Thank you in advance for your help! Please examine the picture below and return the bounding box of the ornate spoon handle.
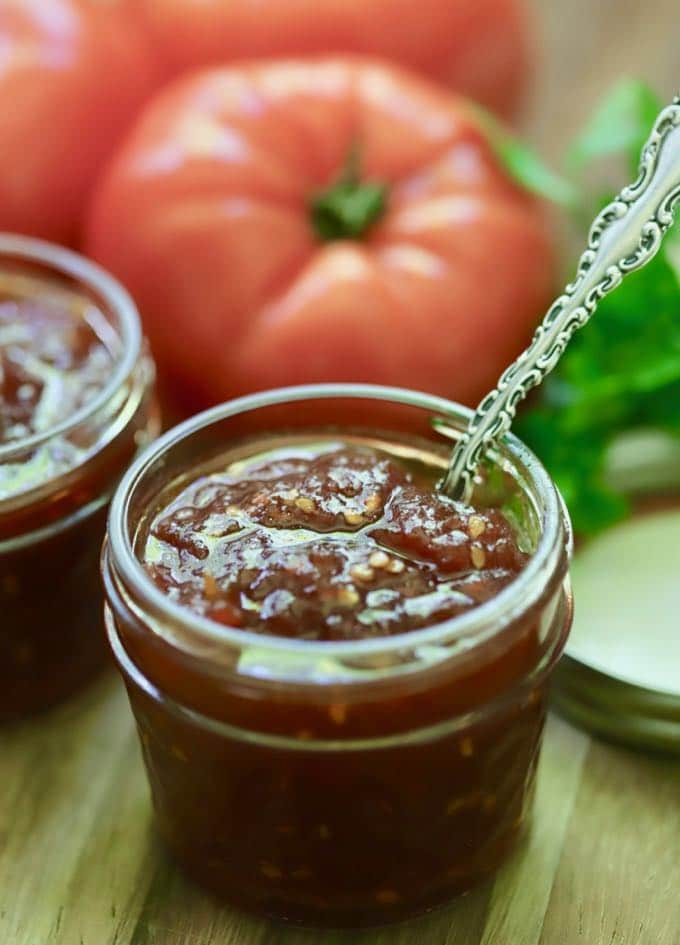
[442,94,680,500]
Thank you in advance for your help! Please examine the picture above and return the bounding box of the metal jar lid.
[552,493,680,754]
[553,658,680,754]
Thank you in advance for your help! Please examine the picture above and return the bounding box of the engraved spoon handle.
[442,94,680,500]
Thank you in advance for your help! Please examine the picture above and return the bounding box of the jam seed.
[483,794,497,812]
[329,703,347,725]
[459,736,474,757]
[468,514,486,539]
[365,492,381,512]
[446,797,465,816]
[203,572,219,600]
[295,496,316,513]
[343,509,366,526]
[260,862,282,880]
[292,868,312,880]
[337,587,359,606]
[369,551,390,569]
[387,558,405,574]
[446,793,480,815]
[470,545,486,569]
[375,889,400,905]
[318,824,331,840]
[350,564,375,582]
[171,744,188,762]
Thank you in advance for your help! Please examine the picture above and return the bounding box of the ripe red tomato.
[120,0,529,119]
[86,59,553,412]
[0,0,160,244]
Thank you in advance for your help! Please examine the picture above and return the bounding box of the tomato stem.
[310,144,387,242]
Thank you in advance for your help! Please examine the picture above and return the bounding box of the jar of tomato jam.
[103,385,572,926]
[0,235,158,720]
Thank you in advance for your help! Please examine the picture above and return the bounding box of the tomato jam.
[0,236,157,721]
[0,276,114,496]
[143,444,527,640]
[104,387,572,926]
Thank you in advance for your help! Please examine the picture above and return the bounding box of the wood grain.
[2,2,680,943]
[2,683,679,945]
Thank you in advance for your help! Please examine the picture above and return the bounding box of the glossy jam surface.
[0,297,112,444]
[0,273,114,499]
[143,444,526,641]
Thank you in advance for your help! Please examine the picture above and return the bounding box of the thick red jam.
[0,239,155,720]
[0,280,114,498]
[143,444,526,640]
[0,293,112,442]
[103,390,572,926]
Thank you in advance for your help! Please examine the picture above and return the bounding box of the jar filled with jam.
[103,385,572,926]
[0,235,158,720]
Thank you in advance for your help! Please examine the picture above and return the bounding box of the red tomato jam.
[0,237,156,721]
[0,283,113,490]
[143,444,527,640]
[103,391,572,927]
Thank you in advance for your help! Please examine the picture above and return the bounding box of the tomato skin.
[0,0,160,244]
[86,59,553,411]
[120,0,529,119]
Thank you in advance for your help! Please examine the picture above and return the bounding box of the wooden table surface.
[2,679,679,945]
[2,2,680,944]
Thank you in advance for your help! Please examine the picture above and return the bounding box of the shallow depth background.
[525,0,678,161]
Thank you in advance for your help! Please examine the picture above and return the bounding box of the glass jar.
[0,234,158,720]
[103,385,572,926]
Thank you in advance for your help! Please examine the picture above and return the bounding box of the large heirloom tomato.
[86,59,553,412]
[0,0,159,244]
[120,0,529,120]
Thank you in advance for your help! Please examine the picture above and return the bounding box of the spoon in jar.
[442,94,680,502]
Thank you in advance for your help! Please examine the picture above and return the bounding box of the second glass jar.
[0,235,158,720]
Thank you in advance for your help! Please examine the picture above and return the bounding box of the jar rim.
[0,233,142,463]
[107,383,571,667]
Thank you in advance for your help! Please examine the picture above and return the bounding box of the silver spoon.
[443,94,680,501]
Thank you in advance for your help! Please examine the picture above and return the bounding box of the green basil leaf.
[472,106,577,207]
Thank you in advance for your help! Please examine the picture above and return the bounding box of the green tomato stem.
[310,144,388,242]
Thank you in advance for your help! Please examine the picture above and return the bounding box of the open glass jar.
[0,235,158,720]
[103,385,572,926]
